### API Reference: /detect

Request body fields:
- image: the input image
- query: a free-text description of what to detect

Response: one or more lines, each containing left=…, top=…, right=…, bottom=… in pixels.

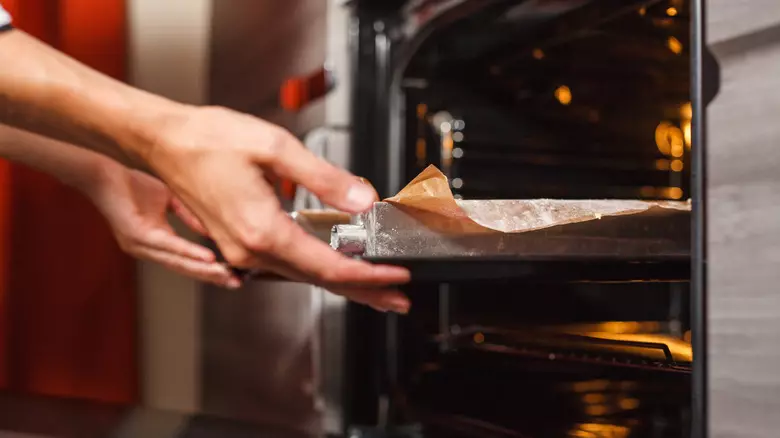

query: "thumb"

left=356, top=177, right=380, bottom=202
left=262, top=132, right=379, bottom=213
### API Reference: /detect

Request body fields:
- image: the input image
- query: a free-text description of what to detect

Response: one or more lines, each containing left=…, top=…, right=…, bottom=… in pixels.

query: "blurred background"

left=0, top=0, right=338, bottom=435
left=0, top=0, right=708, bottom=437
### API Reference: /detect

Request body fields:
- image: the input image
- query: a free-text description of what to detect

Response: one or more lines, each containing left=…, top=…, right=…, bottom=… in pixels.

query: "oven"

left=337, top=1, right=698, bottom=437
left=195, top=1, right=779, bottom=437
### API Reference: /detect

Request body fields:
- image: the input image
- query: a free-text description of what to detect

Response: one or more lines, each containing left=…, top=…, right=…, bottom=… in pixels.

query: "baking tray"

left=363, top=254, right=690, bottom=283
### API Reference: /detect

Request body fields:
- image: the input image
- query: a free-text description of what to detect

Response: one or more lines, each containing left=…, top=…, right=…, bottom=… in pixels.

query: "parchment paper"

left=383, top=164, right=691, bottom=235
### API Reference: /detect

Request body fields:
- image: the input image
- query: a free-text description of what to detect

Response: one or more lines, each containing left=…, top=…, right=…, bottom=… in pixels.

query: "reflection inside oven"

left=397, top=281, right=690, bottom=438
left=344, top=0, right=692, bottom=437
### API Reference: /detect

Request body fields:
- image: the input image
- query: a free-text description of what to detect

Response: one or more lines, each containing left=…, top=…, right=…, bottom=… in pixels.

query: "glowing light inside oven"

left=619, top=397, right=640, bottom=410
left=571, top=424, right=630, bottom=438
left=655, top=159, right=671, bottom=171
left=680, top=101, right=692, bottom=119
left=681, top=102, right=692, bottom=149
left=639, top=186, right=684, bottom=200
left=664, top=187, right=683, bottom=200
left=416, top=103, right=427, bottom=118
left=667, top=36, right=683, bottom=54
left=655, top=121, right=684, bottom=157
left=583, top=393, right=605, bottom=404
left=555, top=85, right=572, bottom=105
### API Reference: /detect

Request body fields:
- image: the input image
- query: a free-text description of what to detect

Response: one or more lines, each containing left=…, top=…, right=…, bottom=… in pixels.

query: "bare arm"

left=0, top=122, right=108, bottom=189
left=0, top=28, right=410, bottom=312
left=0, top=123, right=242, bottom=288
left=0, top=29, right=182, bottom=169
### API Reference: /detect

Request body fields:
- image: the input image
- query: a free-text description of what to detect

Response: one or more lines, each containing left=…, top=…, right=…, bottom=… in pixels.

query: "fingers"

left=142, top=228, right=216, bottom=263
left=327, top=286, right=411, bottom=314
left=273, top=217, right=409, bottom=285
left=247, top=255, right=410, bottom=314
left=259, top=130, right=378, bottom=213
left=356, top=177, right=380, bottom=202
left=170, top=197, right=209, bottom=236
left=138, top=246, right=242, bottom=289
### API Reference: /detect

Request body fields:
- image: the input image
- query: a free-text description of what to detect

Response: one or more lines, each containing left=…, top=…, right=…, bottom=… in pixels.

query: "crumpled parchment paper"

left=383, top=164, right=691, bottom=235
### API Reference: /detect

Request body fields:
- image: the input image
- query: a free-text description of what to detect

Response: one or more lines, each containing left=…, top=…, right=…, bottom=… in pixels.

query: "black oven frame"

left=344, top=1, right=711, bottom=437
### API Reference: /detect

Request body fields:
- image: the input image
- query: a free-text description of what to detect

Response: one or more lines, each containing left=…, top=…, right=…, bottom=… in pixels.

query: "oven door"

left=702, top=0, right=780, bottom=437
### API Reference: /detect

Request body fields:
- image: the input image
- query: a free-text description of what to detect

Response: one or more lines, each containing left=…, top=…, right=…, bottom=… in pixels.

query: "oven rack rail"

left=433, top=326, right=692, bottom=373
left=422, top=413, right=531, bottom=438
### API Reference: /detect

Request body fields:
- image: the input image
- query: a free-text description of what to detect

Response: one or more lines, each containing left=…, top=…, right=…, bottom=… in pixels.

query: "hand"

left=146, top=106, right=411, bottom=314
left=0, top=30, right=410, bottom=313
left=86, top=162, right=242, bottom=289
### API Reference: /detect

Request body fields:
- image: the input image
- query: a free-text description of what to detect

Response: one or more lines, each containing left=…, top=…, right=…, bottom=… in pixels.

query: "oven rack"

left=422, top=414, right=531, bottom=438
left=408, top=375, right=691, bottom=438
left=433, top=326, right=691, bottom=373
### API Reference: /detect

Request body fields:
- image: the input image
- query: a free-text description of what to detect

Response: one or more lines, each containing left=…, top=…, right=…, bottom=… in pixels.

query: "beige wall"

left=126, top=2, right=339, bottom=431
left=209, top=0, right=327, bottom=134
left=707, top=1, right=780, bottom=436
left=127, top=0, right=214, bottom=413
left=201, top=1, right=328, bottom=433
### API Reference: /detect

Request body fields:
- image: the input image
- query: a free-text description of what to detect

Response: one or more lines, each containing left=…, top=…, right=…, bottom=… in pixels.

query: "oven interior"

left=343, top=1, right=692, bottom=437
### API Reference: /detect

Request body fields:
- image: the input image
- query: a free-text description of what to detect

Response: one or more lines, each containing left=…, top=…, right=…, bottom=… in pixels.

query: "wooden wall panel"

left=707, top=2, right=780, bottom=436
left=708, top=0, right=780, bottom=45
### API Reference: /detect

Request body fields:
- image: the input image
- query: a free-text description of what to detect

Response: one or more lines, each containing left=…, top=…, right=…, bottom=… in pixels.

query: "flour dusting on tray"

left=384, top=165, right=690, bottom=235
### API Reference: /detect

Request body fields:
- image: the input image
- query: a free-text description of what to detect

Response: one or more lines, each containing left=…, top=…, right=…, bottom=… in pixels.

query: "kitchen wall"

left=128, top=2, right=355, bottom=434
left=129, top=1, right=340, bottom=434
left=707, top=1, right=780, bottom=436
left=127, top=0, right=213, bottom=413
left=202, top=0, right=328, bottom=433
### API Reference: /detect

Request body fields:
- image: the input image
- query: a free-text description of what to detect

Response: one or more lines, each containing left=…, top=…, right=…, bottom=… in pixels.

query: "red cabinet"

left=0, top=0, right=137, bottom=404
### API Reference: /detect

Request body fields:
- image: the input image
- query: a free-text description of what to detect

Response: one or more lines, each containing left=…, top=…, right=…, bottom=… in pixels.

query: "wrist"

left=114, top=96, right=196, bottom=171
left=71, top=155, right=125, bottom=202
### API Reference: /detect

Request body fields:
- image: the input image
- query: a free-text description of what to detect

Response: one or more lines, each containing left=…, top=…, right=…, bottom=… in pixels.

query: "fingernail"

left=390, top=305, right=409, bottom=315
left=345, top=184, right=377, bottom=211
left=226, top=278, right=242, bottom=289
left=357, top=178, right=379, bottom=200
left=386, top=299, right=410, bottom=315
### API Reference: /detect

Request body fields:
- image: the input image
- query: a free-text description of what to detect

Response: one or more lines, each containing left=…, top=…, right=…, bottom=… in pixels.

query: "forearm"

left=0, top=29, right=188, bottom=169
left=0, top=123, right=116, bottom=195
